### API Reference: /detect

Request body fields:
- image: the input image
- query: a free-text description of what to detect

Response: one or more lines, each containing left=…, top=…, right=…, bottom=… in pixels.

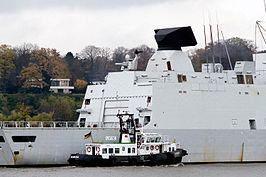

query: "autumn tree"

left=74, top=79, right=88, bottom=93
left=18, top=63, right=47, bottom=89
left=0, top=44, right=15, bottom=91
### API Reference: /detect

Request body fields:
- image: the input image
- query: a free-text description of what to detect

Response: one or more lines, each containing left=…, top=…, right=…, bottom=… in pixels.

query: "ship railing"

left=0, top=121, right=119, bottom=129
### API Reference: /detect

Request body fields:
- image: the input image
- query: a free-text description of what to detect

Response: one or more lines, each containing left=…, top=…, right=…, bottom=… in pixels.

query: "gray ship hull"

left=1, top=128, right=266, bottom=165
left=0, top=128, right=119, bottom=165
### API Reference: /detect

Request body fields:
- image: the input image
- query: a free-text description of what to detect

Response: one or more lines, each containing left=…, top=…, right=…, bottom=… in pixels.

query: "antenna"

left=216, top=14, right=222, bottom=64
left=203, top=14, right=209, bottom=72
left=220, top=30, right=233, bottom=70
left=209, top=22, right=215, bottom=72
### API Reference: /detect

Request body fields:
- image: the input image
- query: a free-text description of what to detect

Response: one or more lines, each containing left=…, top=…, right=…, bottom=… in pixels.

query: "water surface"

left=0, top=163, right=265, bottom=177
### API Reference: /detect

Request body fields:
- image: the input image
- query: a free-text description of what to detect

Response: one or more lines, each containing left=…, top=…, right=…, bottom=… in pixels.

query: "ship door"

left=159, top=145, right=163, bottom=153
left=92, top=146, right=96, bottom=155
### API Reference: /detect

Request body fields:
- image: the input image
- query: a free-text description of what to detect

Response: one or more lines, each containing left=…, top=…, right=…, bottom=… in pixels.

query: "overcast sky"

left=0, top=0, right=265, bottom=55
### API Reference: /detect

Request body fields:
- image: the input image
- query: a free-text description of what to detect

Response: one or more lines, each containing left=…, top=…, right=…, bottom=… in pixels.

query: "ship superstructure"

left=1, top=26, right=266, bottom=165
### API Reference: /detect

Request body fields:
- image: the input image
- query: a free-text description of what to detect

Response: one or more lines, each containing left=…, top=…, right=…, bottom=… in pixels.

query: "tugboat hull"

left=68, top=149, right=187, bottom=166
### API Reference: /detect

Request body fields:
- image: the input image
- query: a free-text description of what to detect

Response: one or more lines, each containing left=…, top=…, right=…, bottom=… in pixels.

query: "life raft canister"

left=86, top=146, right=91, bottom=152
left=96, top=147, right=100, bottom=152
left=150, top=145, right=154, bottom=151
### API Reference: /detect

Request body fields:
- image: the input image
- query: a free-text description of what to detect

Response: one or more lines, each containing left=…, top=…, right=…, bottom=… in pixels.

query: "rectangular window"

left=237, top=75, right=245, bottom=84
left=146, top=146, right=149, bottom=151
left=246, top=75, right=254, bottom=84
left=128, top=148, right=131, bottom=154
left=249, top=119, right=256, bottom=130
left=182, top=75, right=187, bottom=82
left=102, top=148, right=107, bottom=154
left=0, top=136, right=5, bottom=142
left=12, top=136, right=36, bottom=142
left=132, top=148, right=135, bottom=153
left=167, top=61, right=172, bottom=71
left=108, top=148, right=114, bottom=154
left=122, top=147, right=125, bottom=151
left=79, top=118, right=86, bottom=127
left=177, top=74, right=182, bottom=83
left=115, top=148, right=120, bottom=154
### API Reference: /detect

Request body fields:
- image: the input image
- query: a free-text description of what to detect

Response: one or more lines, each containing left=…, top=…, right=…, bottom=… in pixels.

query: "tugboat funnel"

left=154, top=26, right=197, bottom=50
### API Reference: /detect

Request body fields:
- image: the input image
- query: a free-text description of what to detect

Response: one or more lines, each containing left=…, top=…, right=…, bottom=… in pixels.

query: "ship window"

left=146, top=146, right=149, bottom=151
left=115, top=148, right=120, bottom=154
left=177, top=74, right=182, bottom=83
left=237, top=75, right=245, bottom=84
left=182, top=75, right=187, bottom=82
left=147, top=96, right=151, bottom=103
left=0, top=136, right=5, bottom=142
left=151, top=137, right=155, bottom=143
left=249, top=119, right=256, bottom=130
left=79, top=118, right=86, bottom=127
left=122, top=147, right=125, bottom=151
left=128, top=148, right=131, bottom=154
left=167, top=61, right=172, bottom=71
left=132, top=148, right=135, bottom=153
left=169, top=147, right=171, bottom=152
left=102, top=148, right=107, bottom=154
left=85, top=99, right=91, bottom=105
left=108, top=148, right=113, bottom=154
left=246, top=75, right=253, bottom=84
left=172, top=147, right=175, bottom=151
left=144, top=116, right=151, bottom=126
left=12, top=136, right=36, bottom=142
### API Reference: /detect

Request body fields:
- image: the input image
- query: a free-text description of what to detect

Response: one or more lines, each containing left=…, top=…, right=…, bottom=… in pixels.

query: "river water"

left=0, top=163, right=265, bottom=177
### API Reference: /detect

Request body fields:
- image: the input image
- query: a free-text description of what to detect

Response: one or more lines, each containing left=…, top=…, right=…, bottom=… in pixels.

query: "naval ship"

left=1, top=26, right=266, bottom=165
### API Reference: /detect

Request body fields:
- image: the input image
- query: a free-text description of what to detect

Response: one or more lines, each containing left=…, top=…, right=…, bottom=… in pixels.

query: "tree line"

left=0, top=37, right=257, bottom=121
left=0, top=44, right=155, bottom=94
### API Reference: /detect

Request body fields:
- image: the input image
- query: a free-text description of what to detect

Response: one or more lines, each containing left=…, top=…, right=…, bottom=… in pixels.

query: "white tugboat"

left=68, top=113, right=187, bottom=166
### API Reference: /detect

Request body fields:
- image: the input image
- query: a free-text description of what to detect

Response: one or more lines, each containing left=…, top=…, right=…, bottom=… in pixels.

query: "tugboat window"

left=144, top=116, right=151, bottom=126
left=128, top=148, right=131, bottom=154
left=122, top=147, right=125, bottom=151
left=115, top=148, right=120, bottom=154
left=0, top=136, right=5, bottom=142
left=12, top=136, right=36, bottom=142
left=102, top=148, right=107, bottom=154
left=132, top=148, right=135, bottom=153
left=146, top=146, right=149, bottom=151
left=177, top=74, right=182, bottom=83
left=156, top=137, right=161, bottom=142
left=109, top=148, right=114, bottom=154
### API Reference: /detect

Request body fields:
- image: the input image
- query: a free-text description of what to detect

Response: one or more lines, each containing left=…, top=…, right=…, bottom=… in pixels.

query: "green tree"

left=39, top=95, right=77, bottom=121
left=27, top=112, right=53, bottom=121
left=0, top=44, right=15, bottom=91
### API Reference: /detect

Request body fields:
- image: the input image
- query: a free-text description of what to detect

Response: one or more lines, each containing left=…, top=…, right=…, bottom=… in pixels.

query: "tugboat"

left=68, top=113, right=187, bottom=166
